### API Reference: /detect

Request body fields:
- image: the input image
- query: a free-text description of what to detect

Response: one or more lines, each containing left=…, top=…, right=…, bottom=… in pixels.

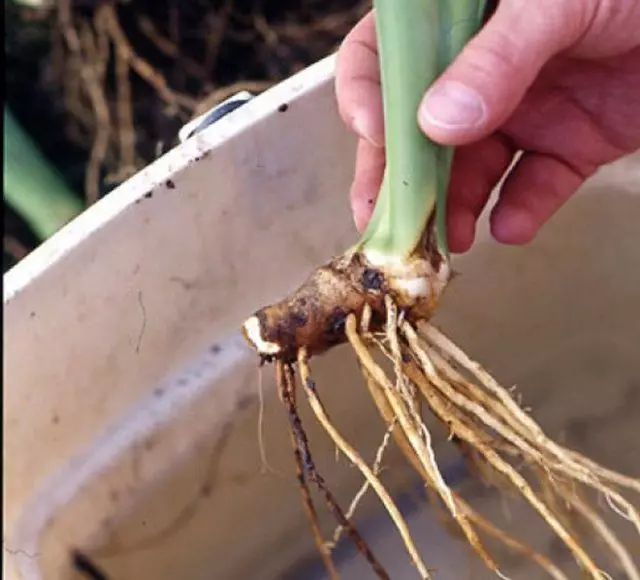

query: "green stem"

left=3, top=106, right=83, bottom=241
left=359, top=0, right=487, bottom=260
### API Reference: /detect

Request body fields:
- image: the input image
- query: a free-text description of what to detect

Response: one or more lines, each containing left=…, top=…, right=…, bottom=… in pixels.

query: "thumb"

left=418, top=0, right=587, bottom=145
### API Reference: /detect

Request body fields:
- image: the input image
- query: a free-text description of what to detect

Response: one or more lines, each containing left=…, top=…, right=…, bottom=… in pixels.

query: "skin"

left=335, top=0, right=640, bottom=252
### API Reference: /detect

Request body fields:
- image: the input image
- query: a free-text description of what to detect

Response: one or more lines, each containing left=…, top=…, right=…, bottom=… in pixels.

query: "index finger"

left=335, top=11, right=385, bottom=147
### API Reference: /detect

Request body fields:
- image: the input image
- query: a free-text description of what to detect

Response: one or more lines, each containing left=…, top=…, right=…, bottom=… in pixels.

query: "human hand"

left=336, top=1, right=640, bottom=252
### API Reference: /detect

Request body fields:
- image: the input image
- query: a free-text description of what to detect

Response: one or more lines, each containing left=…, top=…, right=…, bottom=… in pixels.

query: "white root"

left=420, top=322, right=640, bottom=495
left=413, top=373, right=603, bottom=577
left=346, top=315, right=500, bottom=573
left=327, top=419, right=397, bottom=549
left=298, top=349, right=433, bottom=580
left=385, top=297, right=457, bottom=518
left=267, top=283, right=639, bottom=580
left=416, top=323, right=640, bottom=536
left=560, top=485, right=640, bottom=580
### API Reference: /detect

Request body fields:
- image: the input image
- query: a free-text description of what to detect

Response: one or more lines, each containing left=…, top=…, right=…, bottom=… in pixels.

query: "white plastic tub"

left=4, top=54, right=640, bottom=580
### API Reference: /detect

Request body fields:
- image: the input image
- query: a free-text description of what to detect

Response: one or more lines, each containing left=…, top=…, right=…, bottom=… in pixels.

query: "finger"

left=447, top=133, right=515, bottom=252
left=350, top=138, right=386, bottom=232
left=418, top=0, right=589, bottom=146
left=490, top=152, right=589, bottom=244
left=335, top=11, right=385, bottom=147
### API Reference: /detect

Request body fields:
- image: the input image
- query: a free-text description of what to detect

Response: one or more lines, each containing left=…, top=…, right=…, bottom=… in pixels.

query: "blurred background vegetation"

left=4, top=0, right=369, bottom=273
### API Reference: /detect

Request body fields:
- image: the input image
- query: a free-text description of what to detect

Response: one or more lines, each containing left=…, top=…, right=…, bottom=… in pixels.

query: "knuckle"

left=465, top=30, right=523, bottom=82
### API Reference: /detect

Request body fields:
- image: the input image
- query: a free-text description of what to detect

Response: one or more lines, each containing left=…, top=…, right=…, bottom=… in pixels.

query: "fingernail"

left=352, top=113, right=384, bottom=148
left=420, top=81, right=485, bottom=130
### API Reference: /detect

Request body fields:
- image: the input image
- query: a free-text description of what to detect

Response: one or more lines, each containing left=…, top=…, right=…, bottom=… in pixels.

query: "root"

left=298, top=350, right=429, bottom=579
left=402, top=327, right=639, bottom=577
left=278, top=361, right=389, bottom=579
left=416, top=325, right=640, bottom=533
left=362, top=370, right=565, bottom=576
left=458, top=496, right=569, bottom=580
left=352, top=300, right=636, bottom=577
left=245, top=250, right=638, bottom=579
left=420, top=323, right=640, bottom=495
left=98, top=4, right=197, bottom=112
left=58, top=0, right=111, bottom=204
left=257, top=366, right=270, bottom=473
left=327, top=418, right=397, bottom=550
left=136, top=15, right=215, bottom=92
left=350, top=316, right=570, bottom=579
left=384, top=297, right=456, bottom=519
left=276, top=360, right=338, bottom=580
left=113, top=46, right=136, bottom=182
left=422, top=340, right=640, bottom=541
left=427, top=384, right=600, bottom=575
left=553, top=480, right=640, bottom=580
left=346, top=316, right=499, bottom=574
left=412, top=323, right=639, bottom=575
left=14, top=0, right=369, bottom=223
